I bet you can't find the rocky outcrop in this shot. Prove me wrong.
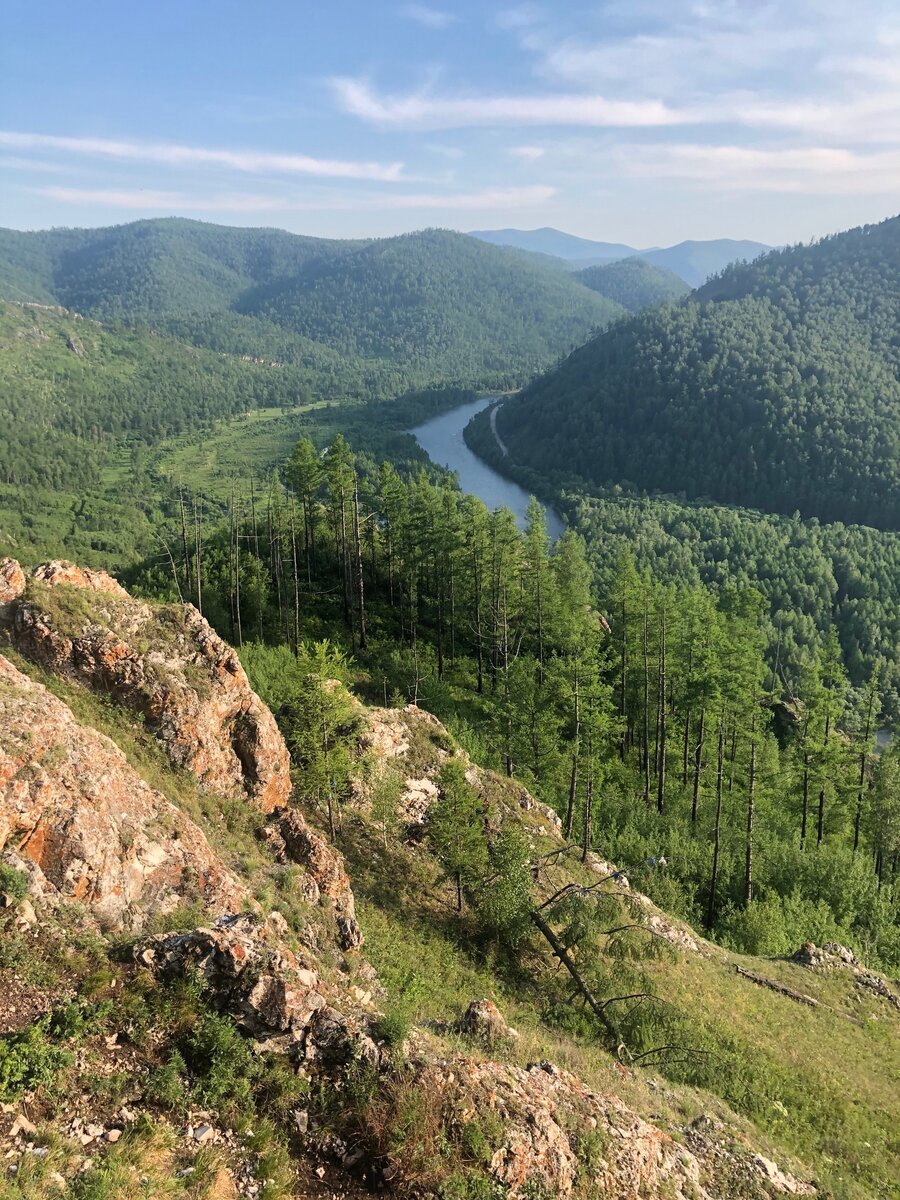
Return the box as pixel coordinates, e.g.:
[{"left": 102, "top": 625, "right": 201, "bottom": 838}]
[
  {"left": 0, "top": 558, "right": 25, "bottom": 614},
  {"left": 267, "top": 808, "right": 363, "bottom": 950},
  {"left": 0, "top": 654, "right": 246, "bottom": 930},
  {"left": 134, "top": 913, "right": 377, "bottom": 1065},
  {"left": 454, "top": 998, "right": 519, "bottom": 1046},
  {"left": 0, "top": 559, "right": 290, "bottom": 812},
  {"left": 417, "top": 1057, "right": 708, "bottom": 1199},
  {"left": 793, "top": 942, "right": 900, "bottom": 1011},
  {"left": 30, "top": 560, "right": 127, "bottom": 595}
]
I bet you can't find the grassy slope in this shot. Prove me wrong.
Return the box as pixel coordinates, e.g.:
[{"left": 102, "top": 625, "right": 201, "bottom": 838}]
[{"left": 2, "top": 633, "right": 898, "bottom": 1197}]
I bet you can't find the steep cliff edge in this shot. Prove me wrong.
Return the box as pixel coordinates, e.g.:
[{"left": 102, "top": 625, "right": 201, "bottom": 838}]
[{"left": 0, "top": 561, "right": 881, "bottom": 1197}]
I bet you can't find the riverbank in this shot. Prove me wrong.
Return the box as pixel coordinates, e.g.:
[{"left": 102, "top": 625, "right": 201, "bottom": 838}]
[{"left": 409, "top": 395, "right": 564, "bottom": 538}]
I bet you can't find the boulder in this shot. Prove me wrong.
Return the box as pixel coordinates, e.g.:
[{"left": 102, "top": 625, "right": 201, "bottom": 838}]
[
  {"left": 271, "top": 808, "right": 362, "bottom": 949},
  {"left": 133, "top": 913, "right": 374, "bottom": 1060},
  {"left": 0, "top": 654, "right": 246, "bottom": 930},
  {"left": 2, "top": 560, "right": 291, "bottom": 812},
  {"left": 455, "top": 999, "right": 518, "bottom": 1046}
]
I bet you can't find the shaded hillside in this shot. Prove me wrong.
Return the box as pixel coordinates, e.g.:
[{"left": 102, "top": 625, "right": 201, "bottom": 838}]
[
  {"left": 498, "top": 214, "right": 900, "bottom": 529},
  {"left": 576, "top": 258, "right": 690, "bottom": 311},
  {"left": 0, "top": 219, "right": 619, "bottom": 391}
]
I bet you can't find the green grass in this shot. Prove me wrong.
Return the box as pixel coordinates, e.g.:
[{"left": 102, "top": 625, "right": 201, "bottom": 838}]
[{"left": 151, "top": 403, "right": 334, "bottom": 502}]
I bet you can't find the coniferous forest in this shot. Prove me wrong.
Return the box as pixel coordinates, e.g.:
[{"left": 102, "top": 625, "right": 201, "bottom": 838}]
[
  {"left": 2, "top": 212, "right": 900, "bottom": 977},
  {"left": 128, "top": 440, "right": 900, "bottom": 973},
  {"left": 498, "top": 215, "right": 900, "bottom": 529}
]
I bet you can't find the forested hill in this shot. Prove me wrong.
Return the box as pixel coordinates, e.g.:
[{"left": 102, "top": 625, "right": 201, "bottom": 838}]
[
  {"left": 576, "top": 257, "right": 691, "bottom": 311},
  {"left": 497, "top": 213, "right": 900, "bottom": 529},
  {"left": 0, "top": 219, "right": 622, "bottom": 392}
]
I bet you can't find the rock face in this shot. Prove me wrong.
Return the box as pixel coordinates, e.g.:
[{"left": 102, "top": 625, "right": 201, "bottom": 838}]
[
  {"left": 135, "top": 913, "right": 375, "bottom": 1065},
  {"left": 418, "top": 1056, "right": 708, "bottom": 1200},
  {"left": 455, "top": 998, "right": 518, "bottom": 1045},
  {"left": 0, "top": 559, "right": 290, "bottom": 812},
  {"left": 0, "top": 558, "right": 26, "bottom": 614},
  {"left": 0, "top": 654, "right": 246, "bottom": 930},
  {"left": 267, "top": 808, "right": 363, "bottom": 950},
  {"left": 793, "top": 942, "right": 900, "bottom": 1011}
]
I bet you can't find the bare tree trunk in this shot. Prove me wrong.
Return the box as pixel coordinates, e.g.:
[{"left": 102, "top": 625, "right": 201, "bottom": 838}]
[
  {"left": 801, "top": 753, "right": 810, "bottom": 848},
  {"left": 565, "top": 662, "right": 580, "bottom": 840},
  {"left": 642, "top": 597, "right": 651, "bottom": 803},
  {"left": 531, "top": 910, "right": 617, "bottom": 1041},
  {"left": 289, "top": 495, "right": 301, "bottom": 652},
  {"left": 656, "top": 606, "right": 667, "bottom": 814},
  {"left": 817, "top": 713, "right": 831, "bottom": 847},
  {"left": 193, "top": 495, "right": 203, "bottom": 618},
  {"left": 744, "top": 716, "right": 757, "bottom": 904},
  {"left": 706, "top": 720, "right": 725, "bottom": 928},
  {"left": 854, "top": 688, "right": 876, "bottom": 854},
  {"left": 691, "top": 709, "right": 705, "bottom": 823},
  {"left": 179, "top": 487, "right": 192, "bottom": 604},
  {"left": 250, "top": 474, "right": 263, "bottom": 642},
  {"left": 353, "top": 474, "right": 367, "bottom": 650}
]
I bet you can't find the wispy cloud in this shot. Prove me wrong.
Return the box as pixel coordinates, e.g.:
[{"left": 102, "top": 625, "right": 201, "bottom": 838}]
[
  {"left": 0, "top": 155, "right": 65, "bottom": 173},
  {"left": 493, "top": 5, "right": 542, "bottom": 31},
  {"left": 37, "top": 184, "right": 557, "bottom": 213},
  {"left": 331, "top": 78, "right": 690, "bottom": 129},
  {"left": 620, "top": 143, "right": 900, "bottom": 195},
  {"left": 37, "top": 187, "right": 281, "bottom": 212},
  {"left": 508, "top": 144, "right": 545, "bottom": 160},
  {"left": 0, "top": 131, "right": 405, "bottom": 182},
  {"left": 400, "top": 4, "right": 456, "bottom": 30}
]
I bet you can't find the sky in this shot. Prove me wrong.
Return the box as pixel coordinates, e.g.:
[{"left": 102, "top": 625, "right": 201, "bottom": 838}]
[{"left": 2, "top": 0, "right": 899, "bottom": 246}]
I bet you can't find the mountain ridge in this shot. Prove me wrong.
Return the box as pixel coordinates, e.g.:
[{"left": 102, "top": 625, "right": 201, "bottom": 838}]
[
  {"left": 469, "top": 226, "right": 773, "bottom": 285},
  {"left": 495, "top": 212, "right": 900, "bottom": 529}
]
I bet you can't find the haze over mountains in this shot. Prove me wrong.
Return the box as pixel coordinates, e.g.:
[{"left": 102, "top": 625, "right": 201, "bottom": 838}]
[{"left": 469, "top": 227, "right": 773, "bottom": 286}]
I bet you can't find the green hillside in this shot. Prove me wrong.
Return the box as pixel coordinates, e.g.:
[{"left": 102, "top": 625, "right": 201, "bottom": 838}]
[
  {"left": 498, "top": 214, "right": 900, "bottom": 529},
  {"left": 575, "top": 257, "right": 691, "bottom": 311},
  {"left": 0, "top": 219, "right": 621, "bottom": 392}
]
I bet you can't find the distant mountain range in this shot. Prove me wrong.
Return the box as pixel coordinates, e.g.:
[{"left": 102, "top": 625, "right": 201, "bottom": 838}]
[{"left": 468, "top": 227, "right": 773, "bottom": 287}]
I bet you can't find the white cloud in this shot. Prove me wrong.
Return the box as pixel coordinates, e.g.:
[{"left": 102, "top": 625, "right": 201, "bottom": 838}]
[
  {"left": 400, "top": 4, "right": 456, "bottom": 29},
  {"left": 381, "top": 184, "right": 556, "bottom": 209},
  {"left": 331, "top": 78, "right": 691, "bottom": 129},
  {"left": 37, "top": 188, "right": 281, "bottom": 211},
  {"left": 619, "top": 143, "right": 900, "bottom": 194},
  {"left": 37, "top": 183, "right": 557, "bottom": 213},
  {"left": 0, "top": 131, "right": 405, "bottom": 182},
  {"left": 0, "top": 155, "right": 65, "bottom": 173},
  {"left": 508, "top": 144, "right": 545, "bottom": 159}
]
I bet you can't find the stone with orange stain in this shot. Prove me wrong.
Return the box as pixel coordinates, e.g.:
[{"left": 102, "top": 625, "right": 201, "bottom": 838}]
[
  {"left": 0, "top": 653, "right": 247, "bottom": 931},
  {"left": 1, "top": 558, "right": 291, "bottom": 813}
]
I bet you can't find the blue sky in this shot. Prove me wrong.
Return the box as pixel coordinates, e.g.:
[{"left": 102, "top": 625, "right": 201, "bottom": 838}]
[{"left": 2, "top": 0, "right": 899, "bottom": 245}]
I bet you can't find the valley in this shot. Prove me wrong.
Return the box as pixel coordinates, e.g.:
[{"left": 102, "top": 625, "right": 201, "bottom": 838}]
[{"left": 1, "top": 209, "right": 899, "bottom": 1200}]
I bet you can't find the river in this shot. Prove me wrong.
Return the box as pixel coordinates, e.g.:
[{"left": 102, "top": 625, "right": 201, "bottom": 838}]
[{"left": 409, "top": 395, "right": 565, "bottom": 539}]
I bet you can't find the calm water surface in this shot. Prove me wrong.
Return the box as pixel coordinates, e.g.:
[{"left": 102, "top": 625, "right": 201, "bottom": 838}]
[{"left": 409, "top": 396, "right": 564, "bottom": 539}]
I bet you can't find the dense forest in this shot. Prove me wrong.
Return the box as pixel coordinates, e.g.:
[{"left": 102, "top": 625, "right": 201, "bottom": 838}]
[
  {"left": 128, "top": 436, "right": 900, "bottom": 975},
  {"left": 575, "top": 258, "right": 691, "bottom": 311},
  {"left": 498, "top": 215, "right": 900, "bottom": 529},
  {"left": 0, "top": 219, "right": 622, "bottom": 392},
  {"left": 466, "top": 410, "right": 900, "bottom": 717}
]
